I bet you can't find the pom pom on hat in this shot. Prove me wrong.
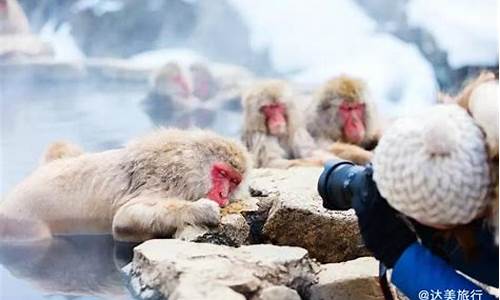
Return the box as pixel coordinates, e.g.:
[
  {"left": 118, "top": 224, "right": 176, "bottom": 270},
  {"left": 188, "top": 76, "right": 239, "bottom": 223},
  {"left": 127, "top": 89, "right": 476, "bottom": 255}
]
[{"left": 373, "top": 104, "right": 491, "bottom": 226}]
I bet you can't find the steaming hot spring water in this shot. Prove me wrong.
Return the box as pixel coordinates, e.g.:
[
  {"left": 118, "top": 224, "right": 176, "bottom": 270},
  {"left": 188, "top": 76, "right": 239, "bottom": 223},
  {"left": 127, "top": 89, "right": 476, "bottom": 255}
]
[{"left": 0, "top": 78, "right": 242, "bottom": 300}]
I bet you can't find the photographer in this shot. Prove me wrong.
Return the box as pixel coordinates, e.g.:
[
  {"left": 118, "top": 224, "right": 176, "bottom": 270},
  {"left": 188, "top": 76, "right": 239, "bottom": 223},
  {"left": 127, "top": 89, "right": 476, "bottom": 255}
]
[{"left": 319, "top": 105, "right": 498, "bottom": 299}]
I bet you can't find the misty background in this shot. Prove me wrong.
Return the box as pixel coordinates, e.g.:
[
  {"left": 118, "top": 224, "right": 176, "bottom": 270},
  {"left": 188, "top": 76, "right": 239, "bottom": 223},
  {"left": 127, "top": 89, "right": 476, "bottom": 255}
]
[
  {"left": 2, "top": 0, "right": 498, "bottom": 217},
  {"left": 0, "top": 1, "right": 498, "bottom": 299}
]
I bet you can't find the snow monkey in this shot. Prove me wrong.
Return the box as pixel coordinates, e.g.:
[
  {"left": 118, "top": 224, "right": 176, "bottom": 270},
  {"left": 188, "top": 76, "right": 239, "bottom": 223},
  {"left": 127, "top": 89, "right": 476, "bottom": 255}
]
[
  {"left": 242, "top": 79, "right": 334, "bottom": 168},
  {"left": 144, "top": 62, "right": 222, "bottom": 128},
  {"left": 190, "top": 62, "right": 219, "bottom": 100},
  {"left": 151, "top": 62, "right": 191, "bottom": 101},
  {"left": 40, "top": 141, "right": 84, "bottom": 164},
  {"left": 307, "top": 75, "right": 380, "bottom": 164},
  {"left": 0, "top": 129, "right": 250, "bottom": 242},
  {"left": 445, "top": 71, "right": 499, "bottom": 243},
  {"left": 0, "top": 0, "right": 30, "bottom": 35},
  {"left": 143, "top": 62, "right": 197, "bottom": 126}
]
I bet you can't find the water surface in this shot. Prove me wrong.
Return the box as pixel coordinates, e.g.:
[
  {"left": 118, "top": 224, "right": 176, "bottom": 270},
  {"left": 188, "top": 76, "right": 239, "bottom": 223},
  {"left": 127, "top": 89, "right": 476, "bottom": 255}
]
[{"left": 0, "top": 79, "right": 242, "bottom": 299}]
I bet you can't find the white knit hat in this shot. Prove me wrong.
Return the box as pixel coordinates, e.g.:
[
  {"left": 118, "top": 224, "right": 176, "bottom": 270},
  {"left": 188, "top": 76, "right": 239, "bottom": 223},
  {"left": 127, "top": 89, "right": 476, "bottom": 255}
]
[{"left": 373, "top": 104, "right": 491, "bottom": 226}]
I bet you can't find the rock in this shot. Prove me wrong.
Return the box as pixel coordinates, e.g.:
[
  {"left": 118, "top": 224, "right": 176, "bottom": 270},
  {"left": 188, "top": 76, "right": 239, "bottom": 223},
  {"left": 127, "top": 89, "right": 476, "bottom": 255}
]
[
  {"left": 309, "top": 257, "right": 385, "bottom": 300},
  {"left": 126, "top": 239, "right": 319, "bottom": 300},
  {"left": 174, "top": 198, "right": 258, "bottom": 247},
  {"left": 250, "top": 167, "right": 369, "bottom": 263},
  {"left": 219, "top": 214, "right": 250, "bottom": 245},
  {"left": 190, "top": 213, "right": 250, "bottom": 247},
  {"left": 0, "top": 34, "right": 53, "bottom": 61},
  {"left": 85, "top": 58, "right": 152, "bottom": 83},
  {"left": 258, "top": 285, "right": 301, "bottom": 300},
  {"left": 0, "top": 59, "right": 86, "bottom": 81},
  {"left": 20, "top": 0, "right": 272, "bottom": 73},
  {"left": 170, "top": 282, "right": 246, "bottom": 300}
]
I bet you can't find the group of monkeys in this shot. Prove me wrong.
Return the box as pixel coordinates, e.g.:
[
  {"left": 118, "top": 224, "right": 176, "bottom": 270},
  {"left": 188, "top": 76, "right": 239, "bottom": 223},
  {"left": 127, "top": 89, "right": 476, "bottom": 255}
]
[
  {"left": 0, "top": 69, "right": 497, "bottom": 245},
  {"left": 242, "top": 76, "right": 379, "bottom": 168},
  {"left": 147, "top": 62, "right": 380, "bottom": 167}
]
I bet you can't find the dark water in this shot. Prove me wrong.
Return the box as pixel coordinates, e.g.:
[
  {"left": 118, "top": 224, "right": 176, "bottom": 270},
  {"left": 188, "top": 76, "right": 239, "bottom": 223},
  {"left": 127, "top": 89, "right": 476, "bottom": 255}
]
[{"left": 0, "top": 79, "right": 243, "bottom": 299}]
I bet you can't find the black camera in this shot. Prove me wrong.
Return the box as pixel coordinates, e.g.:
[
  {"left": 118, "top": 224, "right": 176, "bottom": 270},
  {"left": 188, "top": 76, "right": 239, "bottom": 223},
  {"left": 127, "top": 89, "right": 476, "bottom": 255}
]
[{"left": 317, "top": 159, "right": 382, "bottom": 211}]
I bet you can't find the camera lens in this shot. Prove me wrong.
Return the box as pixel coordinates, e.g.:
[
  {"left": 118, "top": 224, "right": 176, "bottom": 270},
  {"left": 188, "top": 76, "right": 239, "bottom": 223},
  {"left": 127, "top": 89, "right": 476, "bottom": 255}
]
[
  {"left": 318, "top": 160, "right": 354, "bottom": 210},
  {"left": 318, "top": 159, "right": 357, "bottom": 210}
]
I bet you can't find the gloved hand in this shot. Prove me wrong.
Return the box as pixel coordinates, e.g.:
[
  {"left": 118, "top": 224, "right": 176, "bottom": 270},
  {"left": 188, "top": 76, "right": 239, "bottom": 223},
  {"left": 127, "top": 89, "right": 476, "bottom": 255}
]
[{"left": 352, "top": 177, "right": 417, "bottom": 268}]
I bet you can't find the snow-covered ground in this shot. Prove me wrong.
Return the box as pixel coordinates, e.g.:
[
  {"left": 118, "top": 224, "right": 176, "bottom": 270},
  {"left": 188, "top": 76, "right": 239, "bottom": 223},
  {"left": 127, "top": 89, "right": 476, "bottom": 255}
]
[
  {"left": 34, "top": 0, "right": 497, "bottom": 117},
  {"left": 38, "top": 21, "right": 85, "bottom": 60},
  {"left": 129, "top": 48, "right": 205, "bottom": 68},
  {"left": 228, "top": 0, "right": 439, "bottom": 117},
  {"left": 407, "top": 0, "right": 498, "bottom": 69}
]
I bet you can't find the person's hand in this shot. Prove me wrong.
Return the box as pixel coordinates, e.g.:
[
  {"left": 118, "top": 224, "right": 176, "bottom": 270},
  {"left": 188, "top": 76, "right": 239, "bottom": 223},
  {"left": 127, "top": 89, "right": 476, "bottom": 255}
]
[{"left": 352, "top": 185, "right": 417, "bottom": 268}]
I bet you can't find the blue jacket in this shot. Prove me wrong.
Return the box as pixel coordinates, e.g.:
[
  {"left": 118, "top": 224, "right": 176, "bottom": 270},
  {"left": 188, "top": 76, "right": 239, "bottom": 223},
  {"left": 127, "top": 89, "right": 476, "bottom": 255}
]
[{"left": 392, "top": 222, "right": 499, "bottom": 300}]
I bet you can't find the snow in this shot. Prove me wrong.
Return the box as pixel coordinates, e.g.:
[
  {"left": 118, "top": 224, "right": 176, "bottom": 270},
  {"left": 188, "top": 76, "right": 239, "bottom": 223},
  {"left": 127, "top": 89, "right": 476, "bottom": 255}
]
[
  {"left": 228, "top": 0, "right": 438, "bottom": 117},
  {"left": 129, "top": 48, "right": 205, "bottom": 68},
  {"left": 72, "top": 0, "right": 124, "bottom": 16},
  {"left": 38, "top": 22, "right": 85, "bottom": 61},
  {"left": 31, "top": 0, "right": 497, "bottom": 118},
  {"left": 407, "top": 0, "right": 498, "bottom": 68}
]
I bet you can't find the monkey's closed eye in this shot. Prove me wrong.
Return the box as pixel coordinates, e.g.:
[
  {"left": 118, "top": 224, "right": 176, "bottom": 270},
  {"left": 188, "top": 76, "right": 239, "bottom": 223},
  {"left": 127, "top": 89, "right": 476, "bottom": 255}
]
[
  {"left": 219, "top": 170, "right": 228, "bottom": 177},
  {"left": 320, "top": 103, "right": 333, "bottom": 111}
]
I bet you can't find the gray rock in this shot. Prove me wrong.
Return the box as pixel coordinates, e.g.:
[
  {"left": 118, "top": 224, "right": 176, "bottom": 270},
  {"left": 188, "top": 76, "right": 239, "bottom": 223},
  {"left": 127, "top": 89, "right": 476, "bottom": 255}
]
[
  {"left": 309, "top": 257, "right": 385, "bottom": 300},
  {"left": 126, "top": 239, "right": 319, "bottom": 300},
  {"left": 250, "top": 167, "right": 369, "bottom": 263},
  {"left": 257, "top": 285, "right": 301, "bottom": 300},
  {"left": 0, "top": 34, "right": 53, "bottom": 61},
  {"left": 219, "top": 213, "right": 251, "bottom": 245},
  {"left": 174, "top": 198, "right": 258, "bottom": 247},
  {"left": 85, "top": 58, "right": 152, "bottom": 82},
  {"left": 189, "top": 213, "right": 250, "bottom": 247},
  {"left": 0, "top": 59, "right": 86, "bottom": 81}
]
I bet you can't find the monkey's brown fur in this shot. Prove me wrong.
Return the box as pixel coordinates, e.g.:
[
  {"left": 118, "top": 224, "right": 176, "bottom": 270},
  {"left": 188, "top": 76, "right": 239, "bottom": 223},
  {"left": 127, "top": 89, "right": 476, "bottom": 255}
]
[
  {"left": 452, "top": 72, "right": 498, "bottom": 243},
  {"left": 0, "top": 129, "right": 251, "bottom": 242},
  {"left": 190, "top": 62, "right": 219, "bottom": 100},
  {"left": 150, "top": 62, "right": 187, "bottom": 99},
  {"left": 242, "top": 79, "right": 332, "bottom": 168},
  {"left": 307, "top": 75, "right": 380, "bottom": 164},
  {"left": 329, "top": 142, "right": 373, "bottom": 165},
  {"left": 317, "top": 75, "right": 367, "bottom": 103}
]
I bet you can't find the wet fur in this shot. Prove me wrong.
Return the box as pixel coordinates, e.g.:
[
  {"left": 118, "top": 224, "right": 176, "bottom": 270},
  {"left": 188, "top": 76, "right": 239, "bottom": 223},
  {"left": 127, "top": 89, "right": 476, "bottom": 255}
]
[{"left": 0, "top": 129, "right": 250, "bottom": 242}]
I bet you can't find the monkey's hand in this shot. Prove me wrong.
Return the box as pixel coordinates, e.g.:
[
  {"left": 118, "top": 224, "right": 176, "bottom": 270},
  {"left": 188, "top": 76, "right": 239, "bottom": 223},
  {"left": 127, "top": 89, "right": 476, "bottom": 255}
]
[
  {"left": 173, "top": 199, "right": 221, "bottom": 240},
  {"left": 187, "top": 198, "right": 221, "bottom": 228},
  {"left": 287, "top": 158, "right": 324, "bottom": 168},
  {"left": 329, "top": 142, "right": 373, "bottom": 165},
  {"left": 112, "top": 197, "right": 221, "bottom": 242}
]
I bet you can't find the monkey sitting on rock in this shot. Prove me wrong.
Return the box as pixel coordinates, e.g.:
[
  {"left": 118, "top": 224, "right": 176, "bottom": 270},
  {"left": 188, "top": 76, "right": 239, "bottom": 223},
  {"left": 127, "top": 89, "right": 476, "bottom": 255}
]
[
  {"left": 241, "top": 79, "right": 335, "bottom": 169},
  {"left": 0, "top": 129, "right": 250, "bottom": 242},
  {"left": 307, "top": 75, "right": 381, "bottom": 165}
]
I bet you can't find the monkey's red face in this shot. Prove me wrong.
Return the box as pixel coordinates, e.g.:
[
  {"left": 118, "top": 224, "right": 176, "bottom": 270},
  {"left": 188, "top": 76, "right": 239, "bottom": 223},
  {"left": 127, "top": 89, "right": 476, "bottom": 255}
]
[
  {"left": 339, "top": 101, "right": 366, "bottom": 144},
  {"left": 170, "top": 74, "right": 190, "bottom": 98},
  {"left": 192, "top": 70, "right": 215, "bottom": 100},
  {"left": 260, "top": 103, "right": 287, "bottom": 136},
  {"left": 207, "top": 162, "right": 242, "bottom": 207}
]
